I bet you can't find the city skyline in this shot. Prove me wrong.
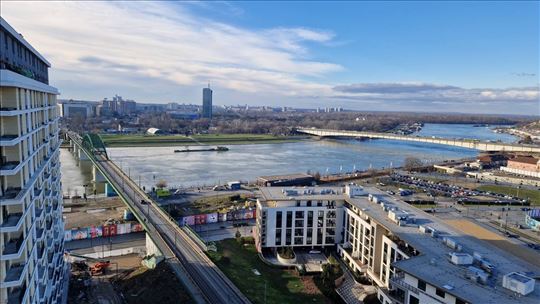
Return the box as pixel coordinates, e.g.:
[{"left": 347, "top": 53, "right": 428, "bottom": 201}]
[{"left": 2, "top": 1, "right": 539, "bottom": 115}]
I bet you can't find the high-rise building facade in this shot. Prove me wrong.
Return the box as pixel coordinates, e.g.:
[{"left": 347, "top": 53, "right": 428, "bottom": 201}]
[
  {"left": 202, "top": 85, "right": 212, "bottom": 119},
  {"left": 1, "top": 18, "right": 67, "bottom": 304}
]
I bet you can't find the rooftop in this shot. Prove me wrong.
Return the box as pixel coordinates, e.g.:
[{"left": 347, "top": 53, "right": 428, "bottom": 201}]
[
  {"left": 257, "top": 173, "right": 314, "bottom": 182},
  {"left": 346, "top": 187, "right": 540, "bottom": 304},
  {"left": 509, "top": 156, "right": 539, "bottom": 165},
  {"left": 258, "top": 185, "right": 540, "bottom": 303},
  {"left": 259, "top": 186, "right": 344, "bottom": 202}
]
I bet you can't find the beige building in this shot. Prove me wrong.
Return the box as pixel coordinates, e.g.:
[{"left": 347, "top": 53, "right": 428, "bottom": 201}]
[{"left": 1, "top": 18, "right": 67, "bottom": 304}]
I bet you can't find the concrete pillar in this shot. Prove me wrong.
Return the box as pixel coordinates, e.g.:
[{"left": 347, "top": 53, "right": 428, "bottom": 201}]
[
  {"left": 78, "top": 148, "right": 89, "bottom": 161},
  {"left": 145, "top": 233, "right": 163, "bottom": 257},
  {"left": 105, "top": 183, "right": 118, "bottom": 197}
]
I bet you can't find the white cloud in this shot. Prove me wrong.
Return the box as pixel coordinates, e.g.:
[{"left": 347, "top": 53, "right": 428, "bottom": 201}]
[
  {"left": 333, "top": 82, "right": 539, "bottom": 103},
  {"left": 1, "top": 1, "right": 340, "bottom": 96}
]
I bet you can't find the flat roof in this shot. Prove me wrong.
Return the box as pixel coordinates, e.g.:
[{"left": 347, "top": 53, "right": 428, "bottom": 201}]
[
  {"left": 259, "top": 186, "right": 344, "bottom": 202},
  {"left": 257, "top": 173, "right": 313, "bottom": 181},
  {"left": 259, "top": 185, "right": 540, "bottom": 303},
  {"left": 347, "top": 187, "right": 540, "bottom": 304}
]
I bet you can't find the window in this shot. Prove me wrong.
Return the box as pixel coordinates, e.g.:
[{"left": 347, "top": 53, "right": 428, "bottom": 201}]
[
  {"left": 286, "top": 211, "right": 293, "bottom": 227},
  {"left": 409, "top": 295, "right": 419, "bottom": 304},
  {"left": 435, "top": 288, "right": 445, "bottom": 298},
  {"left": 455, "top": 299, "right": 467, "bottom": 304},
  {"left": 276, "top": 211, "right": 282, "bottom": 227},
  {"left": 417, "top": 280, "right": 426, "bottom": 292}
]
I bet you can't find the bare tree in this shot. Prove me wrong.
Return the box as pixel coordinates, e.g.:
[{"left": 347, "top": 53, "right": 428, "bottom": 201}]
[
  {"left": 156, "top": 179, "right": 168, "bottom": 189},
  {"left": 404, "top": 157, "right": 423, "bottom": 171}
]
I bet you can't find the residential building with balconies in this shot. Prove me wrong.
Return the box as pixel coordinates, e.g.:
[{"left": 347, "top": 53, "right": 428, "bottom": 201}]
[
  {"left": 255, "top": 184, "right": 540, "bottom": 304},
  {"left": 1, "top": 17, "right": 67, "bottom": 304}
]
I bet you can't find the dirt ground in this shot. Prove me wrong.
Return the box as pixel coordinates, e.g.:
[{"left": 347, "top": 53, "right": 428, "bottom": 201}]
[
  {"left": 64, "top": 196, "right": 127, "bottom": 229},
  {"left": 445, "top": 219, "right": 540, "bottom": 268},
  {"left": 115, "top": 261, "right": 193, "bottom": 304}
]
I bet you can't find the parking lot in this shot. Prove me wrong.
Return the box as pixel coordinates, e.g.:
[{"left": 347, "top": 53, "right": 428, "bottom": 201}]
[{"left": 388, "top": 173, "right": 525, "bottom": 205}]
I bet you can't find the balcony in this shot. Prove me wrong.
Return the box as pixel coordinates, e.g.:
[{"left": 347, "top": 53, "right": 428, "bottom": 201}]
[
  {"left": 0, "top": 160, "right": 20, "bottom": 171},
  {"left": 35, "top": 206, "right": 44, "bottom": 219},
  {"left": 6, "top": 284, "right": 27, "bottom": 304},
  {"left": 3, "top": 264, "right": 25, "bottom": 286},
  {"left": 36, "top": 227, "right": 45, "bottom": 240},
  {"left": 0, "top": 212, "right": 23, "bottom": 230},
  {"left": 2, "top": 235, "right": 24, "bottom": 255},
  {"left": 37, "top": 245, "right": 45, "bottom": 259},
  {"left": 0, "top": 187, "right": 22, "bottom": 201},
  {"left": 33, "top": 188, "right": 43, "bottom": 197}
]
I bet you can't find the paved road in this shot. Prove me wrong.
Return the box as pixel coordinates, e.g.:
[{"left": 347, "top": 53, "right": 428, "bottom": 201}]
[{"left": 70, "top": 133, "right": 250, "bottom": 304}]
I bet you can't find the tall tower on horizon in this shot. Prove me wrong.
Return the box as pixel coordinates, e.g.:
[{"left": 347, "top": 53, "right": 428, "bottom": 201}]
[
  {"left": 202, "top": 84, "right": 213, "bottom": 119},
  {"left": 0, "top": 17, "right": 68, "bottom": 304}
]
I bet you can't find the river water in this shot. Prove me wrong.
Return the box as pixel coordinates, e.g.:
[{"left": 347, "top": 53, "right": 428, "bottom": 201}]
[{"left": 60, "top": 124, "right": 517, "bottom": 194}]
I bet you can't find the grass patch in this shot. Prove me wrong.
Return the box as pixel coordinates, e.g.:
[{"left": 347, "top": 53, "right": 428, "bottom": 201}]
[
  {"left": 207, "top": 238, "right": 327, "bottom": 304},
  {"left": 100, "top": 134, "right": 306, "bottom": 147},
  {"left": 476, "top": 185, "right": 540, "bottom": 206}
]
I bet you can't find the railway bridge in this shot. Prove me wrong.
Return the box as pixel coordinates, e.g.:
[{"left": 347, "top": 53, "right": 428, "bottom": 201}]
[{"left": 64, "top": 132, "right": 250, "bottom": 304}]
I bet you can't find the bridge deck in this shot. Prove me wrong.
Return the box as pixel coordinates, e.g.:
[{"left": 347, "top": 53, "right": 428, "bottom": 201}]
[{"left": 297, "top": 128, "right": 540, "bottom": 153}]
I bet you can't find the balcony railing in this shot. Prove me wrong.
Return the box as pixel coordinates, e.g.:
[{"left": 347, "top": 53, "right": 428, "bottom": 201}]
[
  {"left": 0, "top": 187, "right": 22, "bottom": 201},
  {"left": 2, "top": 236, "right": 24, "bottom": 255},
  {"left": 7, "top": 283, "right": 27, "bottom": 304},
  {"left": 0, "top": 161, "right": 20, "bottom": 171},
  {"left": 3, "top": 264, "right": 25, "bottom": 284},
  {"left": 1, "top": 212, "right": 23, "bottom": 229}
]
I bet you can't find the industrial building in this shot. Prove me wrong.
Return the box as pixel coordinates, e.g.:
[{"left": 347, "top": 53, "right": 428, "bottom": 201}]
[
  {"left": 1, "top": 17, "right": 68, "bottom": 304},
  {"left": 255, "top": 185, "right": 540, "bottom": 304},
  {"left": 256, "top": 173, "right": 315, "bottom": 187}
]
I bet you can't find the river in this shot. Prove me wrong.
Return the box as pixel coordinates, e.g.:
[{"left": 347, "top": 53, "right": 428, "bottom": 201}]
[{"left": 60, "top": 124, "right": 517, "bottom": 194}]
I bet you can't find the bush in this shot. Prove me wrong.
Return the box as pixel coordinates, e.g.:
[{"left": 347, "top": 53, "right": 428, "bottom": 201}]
[{"left": 278, "top": 247, "right": 295, "bottom": 259}]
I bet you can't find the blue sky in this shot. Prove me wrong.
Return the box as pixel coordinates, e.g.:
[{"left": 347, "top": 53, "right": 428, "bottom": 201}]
[{"left": 2, "top": 1, "right": 539, "bottom": 114}]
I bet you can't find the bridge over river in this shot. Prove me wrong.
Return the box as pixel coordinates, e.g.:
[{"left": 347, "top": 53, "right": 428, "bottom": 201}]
[
  {"left": 296, "top": 128, "right": 540, "bottom": 153},
  {"left": 65, "top": 132, "right": 250, "bottom": 304}
]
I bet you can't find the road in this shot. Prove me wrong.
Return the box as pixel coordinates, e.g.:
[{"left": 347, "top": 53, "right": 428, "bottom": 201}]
[{"left": 69, "top": 133, "right": 250, "bottom": 304}]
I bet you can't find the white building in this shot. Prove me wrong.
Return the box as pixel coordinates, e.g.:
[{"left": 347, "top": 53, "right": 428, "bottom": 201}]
[
  {"left": 256, "top": 187, "right": 345, "bottom": 252},
  {"left": 256, "top": 185, "right": 540, "bottom": 304},
  {"left": 1, "top": 18, "right": 67, "bottom": 304},
  {"left": 58, "top": 100, "right": 96, "bottom": 118}
]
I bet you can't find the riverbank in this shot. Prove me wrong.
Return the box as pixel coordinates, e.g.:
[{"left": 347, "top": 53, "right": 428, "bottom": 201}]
[{"left": 100, "top": 134, "right": 308, "bottom": 147}]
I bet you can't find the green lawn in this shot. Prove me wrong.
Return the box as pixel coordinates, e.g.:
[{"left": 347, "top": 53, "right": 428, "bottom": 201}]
[
  {"left": 476, "top": 185, "right": 540, "bottom": 206},
  {"left": 207, "top": 239, "right": 327, "bottom": 304},
  {"left": 100, "top": 133, "right": 305, "bottom": 147}
]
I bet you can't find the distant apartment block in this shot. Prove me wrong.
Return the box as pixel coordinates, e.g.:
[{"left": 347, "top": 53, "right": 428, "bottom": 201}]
[
  {"left": 1, "top": 17, "right": 67, "bottom": 304},
  {"left": 202, "top": 85, "right": 212, "bottom": 119},
  {"left": 255, "top": 185, "right": 540, "bottom": 304},
  {"left": 97, "top": 94, "right": 136, "bottom": 116}
]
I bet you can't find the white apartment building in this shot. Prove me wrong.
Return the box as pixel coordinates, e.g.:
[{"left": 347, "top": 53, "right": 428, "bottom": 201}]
[
  {"left": 256, "top": 187, "right": 350, "bottom": 252},
  {"left": 1, "top": 18, "right": 67, "bottom": 304},
  {"left": 256, "top": 185, "right": 540, "bottom": 304}
]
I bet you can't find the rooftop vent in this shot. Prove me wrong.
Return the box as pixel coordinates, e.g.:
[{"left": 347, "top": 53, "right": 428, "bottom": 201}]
[{"left": 502, "top": 272, "right": 535, "bottom": 296}]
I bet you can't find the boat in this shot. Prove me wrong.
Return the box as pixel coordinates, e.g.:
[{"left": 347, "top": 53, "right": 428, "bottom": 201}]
[{"left": 174, "top": 146, "right": 229, "bottom": 153}]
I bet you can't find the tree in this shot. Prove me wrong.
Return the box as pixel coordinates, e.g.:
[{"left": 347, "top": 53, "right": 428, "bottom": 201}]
[
  {"left": 404, "top": 157, "right": 423, "bottom": 171},
  {"left": 521, "top": 135, "right": 533, "bottom": 144},
  {"left": 155, "top": 179, "right": 167, "bottom": 189}
]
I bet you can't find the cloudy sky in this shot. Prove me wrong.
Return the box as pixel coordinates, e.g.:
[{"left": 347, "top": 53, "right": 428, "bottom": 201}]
[{"left": 2, "top": 1, "right": 539, "bottom": 114}]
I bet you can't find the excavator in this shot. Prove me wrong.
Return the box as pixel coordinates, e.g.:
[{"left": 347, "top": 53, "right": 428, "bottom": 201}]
[{"left": 68, "top": 252, "right": 111, "bottom": 276}]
